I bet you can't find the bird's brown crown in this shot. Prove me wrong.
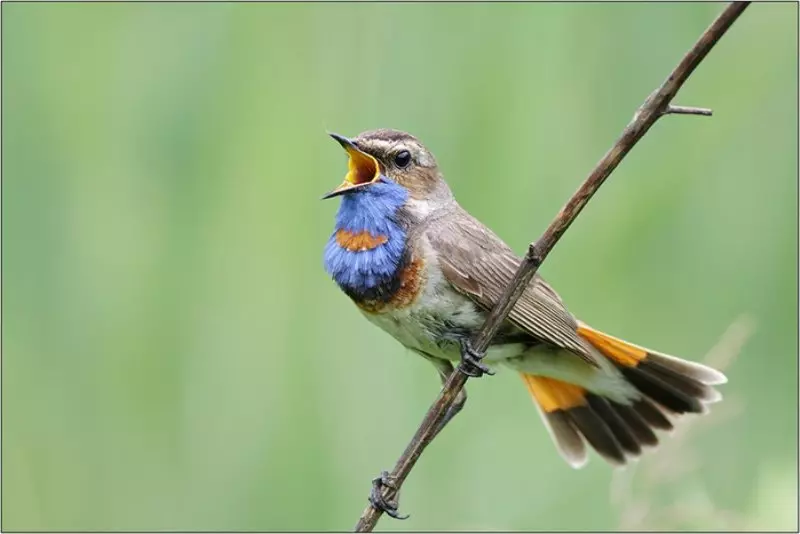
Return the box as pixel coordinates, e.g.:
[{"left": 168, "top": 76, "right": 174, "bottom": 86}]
[{"left": 351, "top": 129, "right": 442, "bottom": 198}]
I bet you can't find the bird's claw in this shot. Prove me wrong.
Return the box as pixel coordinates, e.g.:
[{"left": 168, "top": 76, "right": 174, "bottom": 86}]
[
  {"left": 458, "top": 338, "right": 494, "bottom": 377},
  {"left": 369, "top": 471, "right": 409, "bottom": 520}
]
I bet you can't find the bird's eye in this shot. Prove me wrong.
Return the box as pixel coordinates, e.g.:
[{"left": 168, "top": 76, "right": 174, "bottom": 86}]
[{"left": 394, "top": 150, "right": 412, "bottom": 168}]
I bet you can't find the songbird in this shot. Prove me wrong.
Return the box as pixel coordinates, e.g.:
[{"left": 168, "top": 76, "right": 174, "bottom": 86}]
[{"left": 322, "top": 129, "right": 726, "bottom": 517}]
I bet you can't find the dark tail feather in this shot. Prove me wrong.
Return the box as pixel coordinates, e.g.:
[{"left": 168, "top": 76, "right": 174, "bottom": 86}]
[
  {"left": 611, "top": 400, "right": 660, "bottom": 446},
  {"left": 630, "top": 397, "right": 674, "bottom": 431},
  {"left": 618, "top": 364, "right": 705, "bottom": 414},
  {"left": 567, "top": 405, "right": 627, "bottom": 465},
  {"left": 520, "top": 320, "right": 729, "bottom": 468},
  {"left": 561, "top": 321, "right": 728, "bottom": 466},
  {"left": 576, "top": 322, "right": 726, "bottom": 416},
  {"left": 586, "top": 395, "right": 642, "bottom": 456},
  {"left": 521, "top": 374, "right": 661, "bottom": 467},
  {"left": 639, "top": 358, "right": 721, "bottom": 403}
]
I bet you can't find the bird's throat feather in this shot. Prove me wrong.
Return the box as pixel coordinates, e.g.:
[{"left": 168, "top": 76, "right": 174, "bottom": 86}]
[{"left": 323, "top": 181, "right": 410, "bottom": 300}]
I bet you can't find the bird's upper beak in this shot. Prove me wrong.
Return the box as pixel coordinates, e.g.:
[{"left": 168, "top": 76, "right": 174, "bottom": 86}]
[{"left": 322, "top": 133, "right": 381, "bottom": 199}]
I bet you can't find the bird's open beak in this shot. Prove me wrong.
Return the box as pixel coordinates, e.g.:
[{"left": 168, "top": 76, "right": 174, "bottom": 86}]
[{"left": 322, "top": 133, "right": 381, "bottom": 199}]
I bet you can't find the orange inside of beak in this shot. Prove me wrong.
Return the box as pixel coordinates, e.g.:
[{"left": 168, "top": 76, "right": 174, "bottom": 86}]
[{"left": 345, "top": 147, "right": 380, "bottom": 185}]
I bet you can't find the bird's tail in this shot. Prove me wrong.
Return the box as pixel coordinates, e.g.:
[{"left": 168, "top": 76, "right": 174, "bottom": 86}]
[{"left": 519, "top": 322, "right": 727, "bottom": 468}]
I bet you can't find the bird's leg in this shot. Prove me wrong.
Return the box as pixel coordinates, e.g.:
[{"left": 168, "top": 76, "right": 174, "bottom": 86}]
[
  {"left": 428, "top": 360, "right": 468, "bottom": 438},
  {"left": 430, "top": 386, "right": 467, "bottom": 440},
  {"left": 368, "top": 471, "right": 409, "bottom": 520},
  {"left": 458, "top": 337, "right": 494, "bottom": 378}
]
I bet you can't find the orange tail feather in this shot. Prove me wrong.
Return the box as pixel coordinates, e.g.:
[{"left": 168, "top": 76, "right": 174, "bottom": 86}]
[{"left": 521, "top": 323, "right": 727, "bottom": 467}]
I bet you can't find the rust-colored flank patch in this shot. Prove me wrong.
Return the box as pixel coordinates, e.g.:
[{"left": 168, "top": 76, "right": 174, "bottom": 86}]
[
  {"left": 390, "top": 258, "right": 425, "bottom": 308},
  {"left": 335, "top": 229, "right": 389, "bottom": 251},
  {"left": 357, "top": 257, "right": 426, "bottom": 313}
]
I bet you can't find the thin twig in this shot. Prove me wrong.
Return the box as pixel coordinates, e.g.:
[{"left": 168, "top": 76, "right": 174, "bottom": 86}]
[
  {"left": 665, "top": 105, "right": 714, "bottom": 116},
  {"left": 354, "top": 3, "right": 750, "bottom": 531}
]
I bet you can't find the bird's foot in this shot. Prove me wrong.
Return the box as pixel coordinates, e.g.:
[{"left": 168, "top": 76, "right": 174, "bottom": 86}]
[
  {"left": 458, "top": 338, "right": 494, "bottom": 378},
  {"left": 369, "top": 471, "right": 408, "bottom": 520}
]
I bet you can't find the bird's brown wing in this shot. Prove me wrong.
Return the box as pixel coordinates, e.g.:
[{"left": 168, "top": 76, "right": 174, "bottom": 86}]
[{"left": 424, "top": 205, "right": 591, "bottom": 358}]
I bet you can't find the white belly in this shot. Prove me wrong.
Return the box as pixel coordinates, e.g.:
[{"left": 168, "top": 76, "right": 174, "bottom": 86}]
[{"left": 360, "top": 256, "right": 527, "bottom": 363}]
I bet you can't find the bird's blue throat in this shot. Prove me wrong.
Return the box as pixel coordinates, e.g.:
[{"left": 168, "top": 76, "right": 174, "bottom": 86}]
[{"left": 324, "top": 178, "right": 409, "bottom": 301}]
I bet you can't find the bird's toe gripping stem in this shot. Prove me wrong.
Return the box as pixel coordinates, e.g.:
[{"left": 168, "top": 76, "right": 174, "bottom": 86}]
[
  {"left": 369, "top": 471, "right": 408, "bottom": 520},
  {"left": 458, "top": 338, "right": 494, "bottom": 378}
]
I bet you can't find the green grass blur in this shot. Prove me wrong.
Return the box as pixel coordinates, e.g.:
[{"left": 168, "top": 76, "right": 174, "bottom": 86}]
[{"left": 3, "top": 3, "right": 797, "bottom": 531}]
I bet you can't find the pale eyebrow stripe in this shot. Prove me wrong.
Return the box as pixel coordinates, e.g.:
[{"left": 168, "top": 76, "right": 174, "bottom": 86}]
[{"left": 364, "top": 139, "right": 395, "bottom": 152}]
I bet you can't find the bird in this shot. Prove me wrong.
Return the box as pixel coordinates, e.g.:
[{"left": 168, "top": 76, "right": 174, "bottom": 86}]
[{"left": 322, "top": 128, "right": 727, "bottom": 517}]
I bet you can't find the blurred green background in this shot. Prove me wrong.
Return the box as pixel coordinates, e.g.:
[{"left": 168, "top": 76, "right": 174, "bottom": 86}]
[{"left": 3, "top": 2, "right": 797, "bottom": 531}]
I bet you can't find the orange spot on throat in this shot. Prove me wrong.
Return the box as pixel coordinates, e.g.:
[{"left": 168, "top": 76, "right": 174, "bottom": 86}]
[{"left": 335, "top": 229, "right": 389, "bottom": 252}]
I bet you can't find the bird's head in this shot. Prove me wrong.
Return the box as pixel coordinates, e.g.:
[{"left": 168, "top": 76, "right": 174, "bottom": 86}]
[{"left": 323, "top": 129, "right": 444, "bottom": 201}]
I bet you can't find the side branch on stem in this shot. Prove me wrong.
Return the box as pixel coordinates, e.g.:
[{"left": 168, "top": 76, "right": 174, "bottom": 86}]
[{"left": 354, "top": 2, "right": 749, "bottom": 531}]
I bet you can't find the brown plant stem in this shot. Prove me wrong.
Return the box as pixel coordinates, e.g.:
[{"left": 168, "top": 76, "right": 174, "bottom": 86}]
[{"left": 354, "top": 2, "right": 750, "bottom": 531}]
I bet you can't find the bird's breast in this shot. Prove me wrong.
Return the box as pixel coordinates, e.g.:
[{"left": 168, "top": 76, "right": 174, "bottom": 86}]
[
  {"left": 354, "top": 255, "right": 426, "bottom": 313},
  {"left": 359, "top": 257, "right": 521, "bottom": 362},
  {"left": 324, "top": 222, "right": 424, "bottom": 312}
]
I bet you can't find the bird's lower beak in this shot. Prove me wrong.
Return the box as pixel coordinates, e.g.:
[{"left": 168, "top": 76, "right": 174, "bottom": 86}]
[{"left": 323, "top": 133, "right": 381, "bottom": 199}]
